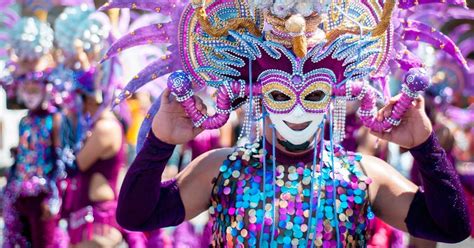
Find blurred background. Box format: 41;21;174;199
0;0;473;247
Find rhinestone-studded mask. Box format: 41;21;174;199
260;68;334;114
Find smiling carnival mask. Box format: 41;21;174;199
261;68;333;146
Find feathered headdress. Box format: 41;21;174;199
55;5;111;58
101;0;468;147
10;17;54;62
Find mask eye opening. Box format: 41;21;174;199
269;90;291;102
304;90;326;102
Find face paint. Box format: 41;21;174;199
21;93;44;110
19;82;45;110
261;69;333;145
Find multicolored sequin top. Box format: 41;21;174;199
209;142;372;247
12;113;56;197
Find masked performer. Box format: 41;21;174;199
101;0;471;247
54;6;147;247
66;67;126;247
405;4;474;244
1;15;66;247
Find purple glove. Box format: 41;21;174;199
405;132;471;243
116;132;185;231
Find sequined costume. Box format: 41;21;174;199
2;110;62;248
15;114;56;195
104;0;471;247
0;10;67;246
210;143;371;247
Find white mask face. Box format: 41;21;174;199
268;105;325;145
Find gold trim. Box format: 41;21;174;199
264;11;322;34
196;7;261;37
34;10;47;22
371;0;395;37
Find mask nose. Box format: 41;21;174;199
293;105;306;119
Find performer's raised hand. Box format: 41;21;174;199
370;95;433;148
152;88;206;144
40;202;53;221
73;39;91;71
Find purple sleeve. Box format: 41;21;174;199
405;132;471;243
116;132;186;231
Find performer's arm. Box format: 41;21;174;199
50;112;64;177
117;89;228;231
43;112;63;218
75;118;122;172
363;137;470;243
8;118;26;180
116;131;181;231
405;132;470;242
117;131;230;231
366;96;470;243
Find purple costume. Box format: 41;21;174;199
64;125;126;244
187;129;221;160
101;0;472;246
116;132;183;231
63;120;148;247
3;110;61;248
406;132;471;243
116;131;471;245
208;142;372;246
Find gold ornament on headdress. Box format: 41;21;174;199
285;14;308;58
108;9;120;34
264;11;323;58
107;8;122;39
325;0;395;44
371;0;395;37
195;1;261;38
325;27;359;46
34;9;48;22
